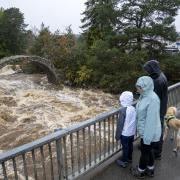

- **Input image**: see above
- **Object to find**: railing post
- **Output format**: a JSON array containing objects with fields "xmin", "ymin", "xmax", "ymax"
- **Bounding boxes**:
[
  {"xmin": 32, "ymin": 149, "xmax": 38, "ymax": 180},
  {"xmin": 56, "ymin": 139, "xmax": 64, "ymax": 180},
  {"xmin": 94, "ymin": 123, "xmax": 97, "ymax": 164},
  {"xmin": 2, "ymin": 162, "xmax": 8, "ymax": 180},
  {"xmin": 48, "ymin": 143, "xmax": 54, "ymax": 180},
  {"xmin": 22, "ymin": 154, "xmax": 28, "ymax": 180}
]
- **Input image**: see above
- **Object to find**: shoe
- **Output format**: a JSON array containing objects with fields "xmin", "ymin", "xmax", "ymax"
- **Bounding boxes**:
[
  {"xmin": 154, "ymin": 155, "xmax": 161, "ymax": 160},
  {"xmin": 116, "ymin": 159, "xmax": 128, "ymax": 168},
  {"xmin": 137, "ymin": 143, "xmax": 141, "ymax": 150},
  {"xmin": 173, "ymin": 149, "xmax": 178, "ymax": 156},
  {"xmin": 170, "ymin": 136, "xmax": 174, "ymax": 141},
  {"xmin": 146, "ymin": 168, "xmax": 154, "ymax": 177},
  {"xmin": 130, "ymin": 166, "xmax": 146, "ymax": 179},
  {"xmin": 154, "ymin": 153, "xmax": 161, "ymax": 160}
]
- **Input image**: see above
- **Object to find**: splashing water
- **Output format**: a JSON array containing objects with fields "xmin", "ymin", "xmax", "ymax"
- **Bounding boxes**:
[{"xmin": 0, "ymin": 65, "xmax": 118, "ymax": 151}]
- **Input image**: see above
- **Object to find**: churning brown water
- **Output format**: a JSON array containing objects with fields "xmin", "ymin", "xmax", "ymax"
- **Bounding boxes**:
[{"xmin": 0, "ymin": 65, "xmax": 118, "ymax": 152}]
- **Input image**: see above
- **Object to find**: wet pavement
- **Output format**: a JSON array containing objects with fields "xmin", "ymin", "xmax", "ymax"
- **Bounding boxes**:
[{"xmin": 93, "ymin": 137, "xmax": 180, "ymax": 180}]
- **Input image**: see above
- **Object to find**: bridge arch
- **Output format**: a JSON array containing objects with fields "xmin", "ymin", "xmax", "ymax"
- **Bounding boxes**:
[{"xmin": 0, "ymin": 55, "xmax": 58, "ymax": 83}]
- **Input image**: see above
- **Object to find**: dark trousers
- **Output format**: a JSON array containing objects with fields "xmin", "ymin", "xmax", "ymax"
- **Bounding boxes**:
[
  {"xmin": 139, "ymin": 139, "xmax": 154, "ymax": 170},
  {"xmin": 153, "ymin": 120, "xmax": 164, "ymax": 157},
  {"xmin": 120, "ymin": 135, "xmax": 134, "ymax": 162}
]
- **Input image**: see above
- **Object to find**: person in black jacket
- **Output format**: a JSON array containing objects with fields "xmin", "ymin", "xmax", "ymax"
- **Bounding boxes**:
[{"xmin": 143, "ymin": 60, "xmax": 168, "ymax": 159}]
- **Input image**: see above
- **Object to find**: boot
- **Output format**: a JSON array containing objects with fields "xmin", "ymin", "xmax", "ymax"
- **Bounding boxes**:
[{"xmin": 130, "ymin": 166, "xmax": 146, "ymax": 179}]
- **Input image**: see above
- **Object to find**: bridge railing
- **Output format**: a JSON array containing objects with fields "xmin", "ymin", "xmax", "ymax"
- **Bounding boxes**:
[{"xmin": 0, "ymin": 82, "xmax": 180, "ymax": 180}]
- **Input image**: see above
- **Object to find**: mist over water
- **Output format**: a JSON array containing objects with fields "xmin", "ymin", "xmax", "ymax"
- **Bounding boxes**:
[{"xmin": 0, "ymin": 65, "xmax": 118, "ymax": 151}]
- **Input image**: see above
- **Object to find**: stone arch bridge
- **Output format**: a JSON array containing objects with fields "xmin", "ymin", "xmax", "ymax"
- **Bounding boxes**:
[{"xmin": 0, "ymin": 55, "xmax": 58, "ymax": 83}]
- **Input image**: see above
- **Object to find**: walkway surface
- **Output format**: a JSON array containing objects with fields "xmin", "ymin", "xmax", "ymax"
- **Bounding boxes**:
[{"xmin": 93, "ymin": 138, "xmax": 180, "ymax": 180}]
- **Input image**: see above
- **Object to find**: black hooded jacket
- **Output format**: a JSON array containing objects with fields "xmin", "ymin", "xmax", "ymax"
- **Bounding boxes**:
[{"xmin": 143, "ymin": 60, "xmax": 168, "ymax": 120}]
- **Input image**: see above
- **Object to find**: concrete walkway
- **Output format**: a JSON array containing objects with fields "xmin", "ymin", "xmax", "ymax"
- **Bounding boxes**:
[{"xmin": 93, "ymin": 138, "xmax": 180, "ymax": 180}]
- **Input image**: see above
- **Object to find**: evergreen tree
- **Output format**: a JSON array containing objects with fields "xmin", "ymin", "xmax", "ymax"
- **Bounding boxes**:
[
  {"xmin": 117, "ymin": 0, "xmax": 180, "ymax": 56},
  {"xmin": 0, "ymin": 8, "xmax": 27, "ymax": 57},
  {"xmin": 81, "ymin": 0, "xmax": 118, "ymax": 47},
  {"xmin": 30, "ymin": 23, "xmax": 52, "ymax": 58}
]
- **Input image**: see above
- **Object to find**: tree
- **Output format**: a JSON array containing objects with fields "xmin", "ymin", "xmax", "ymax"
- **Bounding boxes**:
[
  {"xmin": 30, "ymin": 24, "xmax": 78, "ymax": 82},
  {"xmin": 81, "ymin": 0, "xmax": 118, "ymax": 47},
  {"xmin": 0, "ymin": 8, "xmax": 28, "ymax": 57},
  {"xmin": 30, "ymin": 23, "xmax": 52, "ymax": 57},
  {"xmin": 117, "ymin": 0, "xmax": 180, "ymax": 57},
  {"xmin": 25, "ymin": 30, "xmax": 36, "ymax": 54}
]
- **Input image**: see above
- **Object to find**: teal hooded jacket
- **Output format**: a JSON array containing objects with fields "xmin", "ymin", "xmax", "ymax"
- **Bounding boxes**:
[{"xmin": 136, "ymin": 76, "xmax": 161, "ymax": 145}]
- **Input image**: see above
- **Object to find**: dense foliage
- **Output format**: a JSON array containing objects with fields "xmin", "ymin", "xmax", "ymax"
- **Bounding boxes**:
[
  {"xmin": 0, "ymin": 2, "xmax": 180, "ymax": 93},
  {"xmin": 0, "ymin": 8, "xmax": 28, "ymax": 58},
  {"xmin": 117, "ymin": 0, "xmax": 178, "ymax": 54},
  {"xmin": 81, "ymin": 0, "xmax": 118, "ymax": 47}
]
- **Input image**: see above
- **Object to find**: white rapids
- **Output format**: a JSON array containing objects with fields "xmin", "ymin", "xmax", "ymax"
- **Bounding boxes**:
[{"xmin": 0, "ymin": 65, "xmax": 118, "ymax": 151}]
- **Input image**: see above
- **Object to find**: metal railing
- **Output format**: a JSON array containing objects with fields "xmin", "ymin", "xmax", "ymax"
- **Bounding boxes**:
[{"xmin": 0, "ymin": 82, "xmax": 180, "ymax": 180}]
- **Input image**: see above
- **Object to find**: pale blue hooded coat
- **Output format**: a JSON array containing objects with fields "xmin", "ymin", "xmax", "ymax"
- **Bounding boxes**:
[{"xmin": 136, "ymin": 76, "xmax": 161, "ymax": 145}]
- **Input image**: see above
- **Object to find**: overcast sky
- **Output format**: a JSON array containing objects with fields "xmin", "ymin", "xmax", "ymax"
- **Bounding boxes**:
[{"xmin": 0, "ymin": 0, "xmax": 180, "ymax": 34}]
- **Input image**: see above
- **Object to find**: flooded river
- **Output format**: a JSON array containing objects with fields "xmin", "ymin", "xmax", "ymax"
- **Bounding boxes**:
[{"xmin": 0, "ymin": 65, "xmax": 118, "ymax": 151}]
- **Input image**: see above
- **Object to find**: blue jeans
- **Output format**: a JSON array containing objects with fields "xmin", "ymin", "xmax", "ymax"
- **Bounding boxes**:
[{"xmin": 120, "ymin": 135, "xmax": 134, "ymax": 162}]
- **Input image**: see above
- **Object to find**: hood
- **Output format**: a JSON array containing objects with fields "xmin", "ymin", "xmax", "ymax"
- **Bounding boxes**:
[
  {"xmin": 143, "ymin": 60, "xmax": 161, "ymax": 78},
  {"xmin": 136, "ymin": 76, "xmax": 154, "ymax": 96},
  {"xmin": 119, "ymin": 91, "xmax": 133, "ymax": 107}
]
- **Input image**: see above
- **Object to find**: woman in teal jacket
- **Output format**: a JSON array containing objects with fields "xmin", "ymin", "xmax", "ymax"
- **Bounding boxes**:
[{"xmin": 131, "ymin": 76, "xmax": 161, "ymax": 178}]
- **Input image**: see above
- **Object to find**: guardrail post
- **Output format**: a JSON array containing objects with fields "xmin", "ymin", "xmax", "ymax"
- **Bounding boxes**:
[{"xmin": 56, "ymin": 139, "xmax": 64, "ymax": 180}]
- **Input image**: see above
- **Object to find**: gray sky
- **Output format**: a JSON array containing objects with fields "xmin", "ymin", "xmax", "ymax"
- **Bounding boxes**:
[{"xmin": 0, "ymin": 0, "xmax": 180, "ymax": 34}]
